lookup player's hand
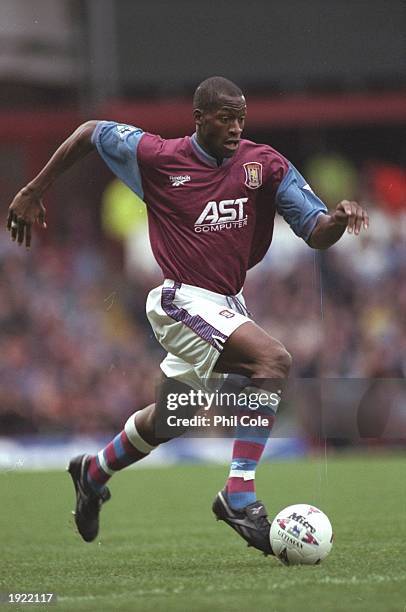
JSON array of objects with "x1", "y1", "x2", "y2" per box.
[
  {"x1": 6, "y1": 188, "x2": 47, "y2": 248},
  {"x1": 332, "y1": 200, "x2": 369, "y2": 235}
]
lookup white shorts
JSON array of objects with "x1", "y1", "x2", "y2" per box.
[{"x1": 146, "y1": 279, "x2": 251, "y2": 391}]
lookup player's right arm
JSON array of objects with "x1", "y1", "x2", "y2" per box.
[{"x1": 6, "y1": 120, "x2": 98, "y2": 248}]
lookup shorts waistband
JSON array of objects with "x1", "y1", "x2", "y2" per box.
[{"x1": 163, "y1": 279, "x2": 243, "y2": 306}]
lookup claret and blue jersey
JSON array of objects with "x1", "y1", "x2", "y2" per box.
[{"x1": 92, "y1": 121, "x2": 327, "y2": 295}]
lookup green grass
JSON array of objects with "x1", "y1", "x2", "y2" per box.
[{"x1": 1, "y1": 454, "x2": 405, "y2": 612}]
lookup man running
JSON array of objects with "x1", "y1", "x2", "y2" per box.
[{"x1": 6, "y1": 76, "x2": 368, "y2": 556}]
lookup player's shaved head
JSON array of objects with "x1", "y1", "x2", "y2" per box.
[{"x1": 193, "y1": 76, "x2": 244, "y2": 111}]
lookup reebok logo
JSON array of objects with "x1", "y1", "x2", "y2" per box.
[
  {"x1": 194, "y1": 198, "x2": 248, "y2": 233},
  {"x1": 170, "y1": 174, "x2": 191, "y2": 187}
]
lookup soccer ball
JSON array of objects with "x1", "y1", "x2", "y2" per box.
[{"x1": 269, "y1": 503, "x2": 333, "y2": 566}]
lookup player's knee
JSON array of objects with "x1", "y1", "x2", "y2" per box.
[
  {"x1": 253, "y1": 342, "x2": 292, "y2": 378},
  {"x1": 276, "y1": 346, "x2": 292, "y2": 375}
]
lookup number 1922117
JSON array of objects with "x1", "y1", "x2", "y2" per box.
[{"x1": 5, "y1": 593, "x2": 55, "y2": 604}]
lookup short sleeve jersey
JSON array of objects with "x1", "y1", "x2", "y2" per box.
[{"x1": 92, "y1": 122, "x2": 327, "y2": 295}]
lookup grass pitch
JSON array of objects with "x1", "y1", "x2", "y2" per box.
[{"x1": 1, "y1": 453, "x2": 405, "y2": 612}]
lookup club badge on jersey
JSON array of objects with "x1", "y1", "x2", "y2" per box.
[{"x1": 243, "y1": 162, "x2": 263, "y2": 189}]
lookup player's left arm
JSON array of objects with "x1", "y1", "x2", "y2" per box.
[
  {"x1": 307, "y1": 200, "x2": 369, "y2": 249},
  {"x1": 275, "y1": 164, "x2": 369, "y2": 249}
]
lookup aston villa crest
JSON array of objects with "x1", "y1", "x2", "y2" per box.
[{"x1": 243, "y1": 162, "x2": 263, "y2": 189}]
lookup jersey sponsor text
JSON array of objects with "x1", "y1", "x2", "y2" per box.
[{"x1": 194, "y1": 198, "x2": 248, "y2": 233}]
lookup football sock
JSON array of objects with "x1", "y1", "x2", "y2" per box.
[
  {"x1": 226, "y1": 385, "x2": 279, "y2": 510},
  {"x1": 86, "y1": 413, "x2": 156, "y2": 493}
]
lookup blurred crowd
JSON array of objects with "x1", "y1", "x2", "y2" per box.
[
  {"x1": 0, "y1": 188, "x2": 404, "y2": 437},
  {"x1": 0, "y1": 238, "x2": 163, "y2": 435}
]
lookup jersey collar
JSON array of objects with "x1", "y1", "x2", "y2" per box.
[{"x1": 190, "y1": 133, "x2": 233, "y2": 168}]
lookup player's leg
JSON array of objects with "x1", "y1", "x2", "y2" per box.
[
  {"x1": 68, "y1": 375, "x2": 193, "y2": 542},
  {"x1": 215, "y1": 319, "x2": 291, "y2": 505},
  {"x1": 68, "y1": 278, "x2": 232, "y2": 543},
  {"x1": 212, "y1": 320, "x2": 291, "y2": 554},
  {"x1": 214, "y1": 319, "x2": 292, "y2": 380},
  {"x1": 81, "y1": 404, "x2": 157, "y2": 494},
  {"x1": 84, "y1": 375, "x2": 191, "y2": 493}
]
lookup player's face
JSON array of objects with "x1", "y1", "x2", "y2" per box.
[{"x1": 194, "y1": 95, "x2": 246, "y2": 161}]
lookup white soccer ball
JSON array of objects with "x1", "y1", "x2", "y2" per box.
[{"x1": 269, "y1": 503, "x2": 333, "y2": 565}]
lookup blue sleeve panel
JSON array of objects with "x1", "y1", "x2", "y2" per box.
[
  {"x1": 91, "y1": 121, "x2": 145, "y2": 199},
  {"x1": 275, "y1": 163, "x2": 328, "y2": 241}
]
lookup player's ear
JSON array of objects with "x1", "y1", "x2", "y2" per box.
[{"x1": 193, "y1": 109, "x2": 203, "y2": 125}]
